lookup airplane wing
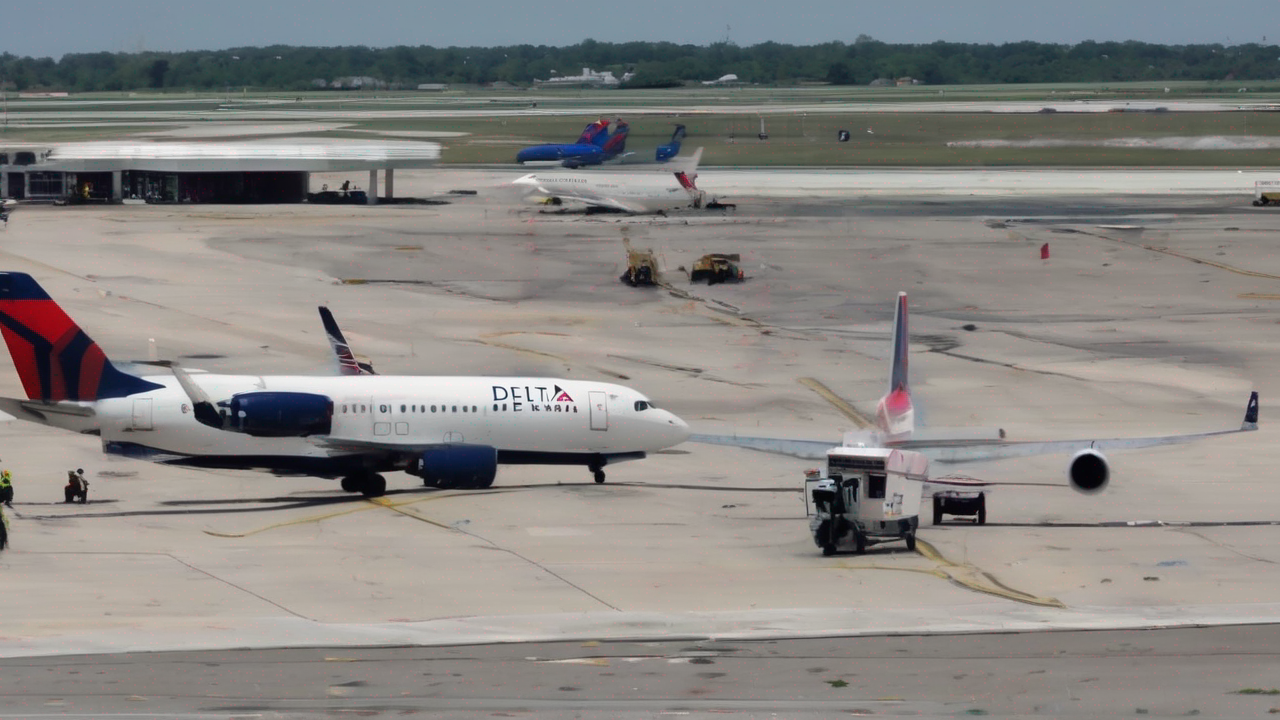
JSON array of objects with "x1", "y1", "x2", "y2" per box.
[
  {"x1": 690, "y1": 392, "x2": 1259, "y2": 466},
  {"x1": 319, "y1": 306, "x2": 376, "y2": 375}
]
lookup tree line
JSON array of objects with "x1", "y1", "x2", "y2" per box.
[{"x1": 1, "y1": 38, "x2": 1276, "y2": 92}]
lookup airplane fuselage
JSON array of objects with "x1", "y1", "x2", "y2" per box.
[
  {"x1": 513, "y1": 171, "x2": 701, "y2": 212},
  {"x1": 19, "y1": 373, "x2": 689, "y2": 477},
  {"x1": 516, "y1": 143, "x2": 607, "y2": 165}
]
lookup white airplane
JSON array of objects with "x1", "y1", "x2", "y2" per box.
[
  {"x1": 692, "y1": 292, "x2": 1259, "y2": 524},
  {"x1": 511, "y1": 148, "x2": 707, "y2": 214},
  {"x1": 0, "y1": 273, "x2": 690, "y2": 497}
]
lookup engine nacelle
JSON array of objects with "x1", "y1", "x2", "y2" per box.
[
  {"x1": 222, "y1": 392, "x2": 333, "y2": 437},
  {"x1": 1068, "y1": 448, "x2": 1110, "y2": 495},
  {"x1": 408, "y1": 444, "x2": 498, "y2": 489}
]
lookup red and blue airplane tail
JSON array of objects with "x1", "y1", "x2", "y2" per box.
[
  {"x1": 601, "y1": 121, "x2": 630, "y2": 158},
  {"x1": 577, "y1": 119, "x2": 612, "y2": 146},
  {"x1": 0, "y1": 272, "x2": 161, "y2": 402}
]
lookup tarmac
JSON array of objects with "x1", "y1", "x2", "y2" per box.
[
  {"x1": 4, "y1": 625, "x2": 1280, "y2": 717},
  {"x1": 0, "y1": 168, "x2": 1277, "y2": 674}
]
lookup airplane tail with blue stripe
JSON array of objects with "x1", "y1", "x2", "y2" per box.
[{"x1": 0, "y1": 273, "x2": 162, "y2": 402}]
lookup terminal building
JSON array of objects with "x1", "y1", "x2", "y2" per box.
[{"x1": 0, "y1": 141, "x2": 441, "y2": 204}]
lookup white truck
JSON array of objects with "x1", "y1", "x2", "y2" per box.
[
  {"x1": 804, "y1": 446, "x2": 928, "y2": 556},
  {"x1": 1254, "y1": 180, "x2": 1280, "y2": 206}
]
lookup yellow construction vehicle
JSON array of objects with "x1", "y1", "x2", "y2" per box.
[
  {"x1": 689, "y1": 253, "x2": 744, "y2": 285},
  {"x1": 620, "y1": 237, "x2": 660, "y2": 287}
]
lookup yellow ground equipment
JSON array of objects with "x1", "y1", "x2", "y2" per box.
[
  {"x1": 620, "y1": 237, "x2": 660, "y2": 287},
  {"x1": 689, "y1": 253, "x2": 744, "y2": 285}
]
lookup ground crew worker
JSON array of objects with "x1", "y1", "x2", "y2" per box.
[
  {"x1": 65, "y1": 470, "x2": 87, "y2": 504},
  {"x1": 77, "y1": 468, "x2": 90, "y2": 503},
  {"x1": 0, "y1": 503, "x2": 8, "y2": 550},
  {"x1": 0, "y1": 469, "x2": 11, "y2": 508}
]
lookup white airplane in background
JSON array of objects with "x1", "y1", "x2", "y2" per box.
[
  {"x1": 692, "y1": 292, "x2": 1259, "y2": 524},
  {"x1": 511, "y1": 148, "x2": 708, "y2": 214},
  {"x1": 0, "y1": 273, "x2": 689, "y2": 497}
]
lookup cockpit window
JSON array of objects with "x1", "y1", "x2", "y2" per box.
[{"x1": 634, "y1": 401, "x2": 650, "y2": 411}]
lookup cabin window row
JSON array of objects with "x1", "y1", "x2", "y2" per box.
[{"x1": 338, "y1": 404, "x2": 480, "y2": 414}]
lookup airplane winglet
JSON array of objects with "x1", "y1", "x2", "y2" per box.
[{"x1": 1242, "y1": 391, "x2": 1259, "y2": 431}]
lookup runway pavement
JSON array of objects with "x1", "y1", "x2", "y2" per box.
[
  {"x1": 3, "y1": 626, "x2": 1279, "y2": 718},
  {"x1": 0, "y1": 169, "x2": 1277, "y2": 689}
]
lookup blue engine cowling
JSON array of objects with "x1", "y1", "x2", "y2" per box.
[
  {"x1": 222, "y1": 392, "x2": 333, "y2": 437},
  {"x1": 408, "y1": 444, "x2": 498, "y2": 489}
]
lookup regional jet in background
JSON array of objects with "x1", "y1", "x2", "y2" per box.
[
  {"x1": 0, "y1": 273, "x2": 689, "y2": 497},
  {"x1": 516, "y1": 118, "x2": 632, "y2": 168},
  {"x1": 692, "y1": 292, "x2": 1259, "y2": 524},
  {"x1": 512, "y1": 148, "x2": 707, "y2": 213}
]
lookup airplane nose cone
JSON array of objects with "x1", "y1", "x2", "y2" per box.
[{"x1": 662, "y1": 411, "x2": 691, "y2": 446}]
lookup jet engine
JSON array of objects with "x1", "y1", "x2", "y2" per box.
[
  {"x1": 1067, "y1": 448, "x2": 1110, "y2": 495},
  {"x1": 408, "y1": 444, "x2": 498, "y2": 489},
  {"x1": 221, "y1": 392, "x2": 333, "y2": 437}
]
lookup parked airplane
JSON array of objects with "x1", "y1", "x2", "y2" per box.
[
  {"x1": 702, "y1": 74, "x2": 740, "y2": 86},
  {"x1": 654, "y1": 125, "x2": 686, "y2": 162},
  {"x1": 0, "y1": 273, "x2": 690, "y2": 497},
  {"x1": 516, "y1": 118, "x2": 631, "y2": 168},
  {"x1": 691, "y1": 292, "x2": 1259, "y2": 523},
  {"x1": 512, "y1": 148, "x2": 706, "y2": 214}
]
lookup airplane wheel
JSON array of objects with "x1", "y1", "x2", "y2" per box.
[
  {"x1": 360, "y1": 474, "x2": 387, "y2": 498},
  {"x1": 932, "y1": 497, "x2": 943, "y2": 525},
  {"x1": 853, "y1": 531, "x2": 867, "y2": 555},
  {"x1": 822, "y1": 544, "x2": 837, "y2": 557},
  {"x1": 593, "y1": 470, "x2": 606, "y2": 484},
  {"x1": 340, "y1": 476, "x2": 360, "y2": 493},
  {"x1": 976, "y1": 493, "x2": 987, "y2": 525}
]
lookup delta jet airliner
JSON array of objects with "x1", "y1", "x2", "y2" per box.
[{"x1": 0, "y1": 273, "x2": 689, "y2": 497}]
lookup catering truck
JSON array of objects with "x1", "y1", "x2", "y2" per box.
[{"x1": 805, "y1": 446, "x2": 928, "y2": 556}]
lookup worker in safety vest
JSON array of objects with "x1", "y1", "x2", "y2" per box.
[{"x1": 0, "y1": 469, "x2": 12, "y2": 508}]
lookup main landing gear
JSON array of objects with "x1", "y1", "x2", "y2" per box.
[
  {"x1": 589, "y1": 459, "x2": 607, "y2": 484},
  {"x1": 340, "y1": 472, "x2": 387, "y2": 498}
]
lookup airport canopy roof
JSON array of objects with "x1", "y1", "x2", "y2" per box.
[{"x1": 39, "y1": 140, "x2": 441, "y2": 173}]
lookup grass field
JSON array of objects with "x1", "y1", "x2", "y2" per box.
[
  {"x1": 5, "y1": 81, "x2": 1280, "y2": 166},
  {"x1": 331, "y1": 112, "x2": 1280, "y2": 166}
]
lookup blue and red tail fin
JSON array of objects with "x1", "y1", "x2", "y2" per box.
[
  {"x1": 876, "y1": 292, "x2": 915, "y2": 441},
  {"x1": 319, "y1": 306, "x2": 376, "y2": 376},
  {"x1": 601, "y1": 120, "x2": 629, "y2": 157},
  {"x1": 0, "y1": 272, "x2": 162, "y2": 401},
  {"x1": 577, "y1": 119, "x2": 612, "y2": 146}
]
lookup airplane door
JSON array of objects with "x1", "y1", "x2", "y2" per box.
[
  {"x1": 373, "y1": 401, "x2": 392, "y2": 436},
  {"x1": 131, "y1": 399, "x2": 153, "y2": 430},
  {"x1": 588, "y1": 391, "x2": 608, "y2": 431}
]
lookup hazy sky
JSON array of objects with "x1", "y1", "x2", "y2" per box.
[{"x1": 2, "y1": 0, "x2": 1274, "y2": 58}]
